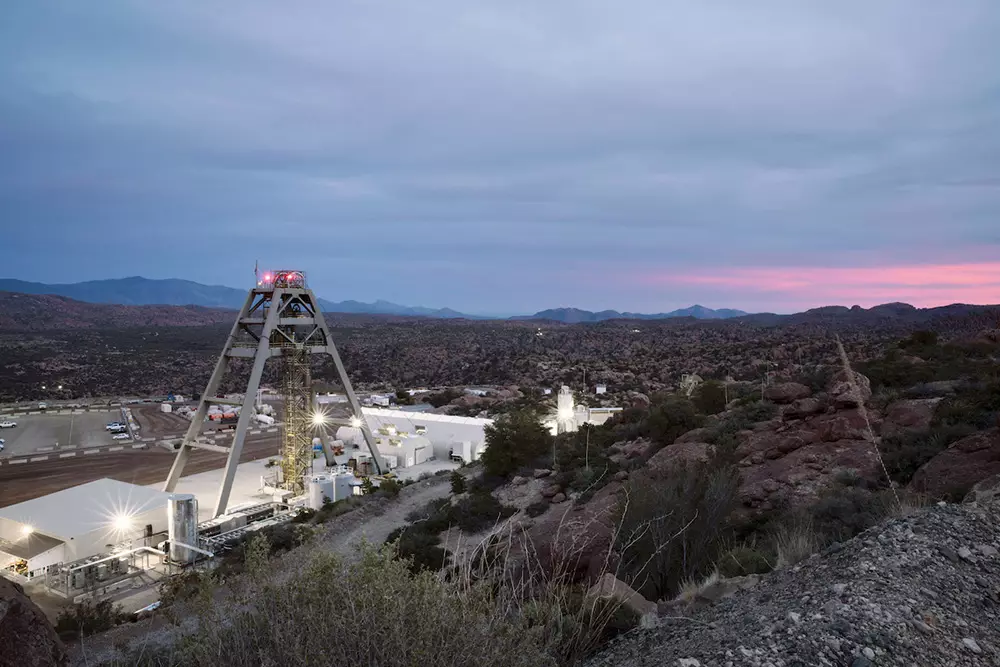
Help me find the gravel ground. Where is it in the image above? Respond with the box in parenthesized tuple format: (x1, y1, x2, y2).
(587, 500, 1000, 667)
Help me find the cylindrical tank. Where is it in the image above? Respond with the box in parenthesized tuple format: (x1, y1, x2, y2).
(167, 494, 199, 564)
(307, 475, 334, 510)
(160, 402, 172, 413)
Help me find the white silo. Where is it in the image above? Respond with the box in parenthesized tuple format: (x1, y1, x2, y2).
(167, 494, 199, 564)
(306, 475, 335, 510)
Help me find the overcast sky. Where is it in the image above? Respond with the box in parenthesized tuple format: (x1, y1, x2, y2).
(2, 2, 999, 315)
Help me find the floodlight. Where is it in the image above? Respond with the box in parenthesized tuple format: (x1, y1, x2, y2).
(112, 514, 132, 532)
(21, 525, 34, 536)
(311, 412, 327, 426)
(349, 416, 362, 428)
(558, 408, 574, 421)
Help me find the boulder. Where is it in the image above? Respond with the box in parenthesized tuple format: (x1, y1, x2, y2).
(911, 428, 1000, 499)
(0, 578, 67, 667)
(587, 573, 656, 617)
(827, 369, 872, 408)
(880, 398, 942, 438)
(613, 439, 655, 460)
(781, 397, 824, 420)
(964, 473, 1000, 504)
(533, 469, 552, 479)
(540, 484, 561, 499)
(647, 442, 716, 474)
(628, 392, 651, 409)
(525, 481, 623, 582)
(674, 428, 714, 444)
(763, 382, 812, 404)
(811, 409, 875, 443)
(551, 493, 567, 504)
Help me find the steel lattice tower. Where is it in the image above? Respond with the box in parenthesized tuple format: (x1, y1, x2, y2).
(163, 270, 382, 517)
(280, 344, 313, 495)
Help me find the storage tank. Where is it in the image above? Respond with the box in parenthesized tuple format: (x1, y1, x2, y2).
(255, 413, 275, 426)
(306, 475, 335, 510)
(167, 494, 199, 564)
(160, 402, 172, 413)
(333, 472, 356, 502)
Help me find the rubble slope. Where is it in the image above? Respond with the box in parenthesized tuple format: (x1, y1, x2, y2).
(587, 500, 1000, 667)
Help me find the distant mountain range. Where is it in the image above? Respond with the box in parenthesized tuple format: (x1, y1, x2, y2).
(513, 305, 748, 323)
(0, 277, 748, 321)
(0, 277, 478, 320)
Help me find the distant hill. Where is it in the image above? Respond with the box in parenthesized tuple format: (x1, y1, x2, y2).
(0, 291, 235, 331)
(514, 305, 749, 323)
(0, 277, 482, 319)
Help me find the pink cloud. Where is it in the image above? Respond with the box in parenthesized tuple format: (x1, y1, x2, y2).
(638, 262, 1000, 309)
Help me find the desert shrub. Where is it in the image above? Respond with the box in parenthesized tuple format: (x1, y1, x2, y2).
(638, 396, 704, 452)
(450, 471, 467, 494)
(378, 478, 402, 497)
(160, 570, 213, 607)
(450, 490, 517, 533)
(805, 484, 896, 545)
(108, 547, 560, 667)
(796, 366, 834, 393)
(616, 461, 740, 600)
(899, 330, 939, 348)
(881, 423, 976, 485)
(769, 516, 819, 569)
(716, 545, 772, 578)
(526, 500, 551, 518)
(425, 387, 463, 408)
(934, 381, 1000, 429)
(55, 599, 127, 640)
(692, 380, 728, 415)
(388, 526, 450, 573)
(481, 411, 554, 478)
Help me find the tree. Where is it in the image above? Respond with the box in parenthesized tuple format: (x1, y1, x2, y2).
(450, 471, 466, 494)
(692, 380, 728, 415)
(394, 389, 414, 406)
(640, 396, 704, 448)
(480, 410, 554, 478)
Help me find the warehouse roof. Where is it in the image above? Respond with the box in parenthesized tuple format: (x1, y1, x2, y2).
(0, 478, 172, 541)
(362, 407, 493, 426)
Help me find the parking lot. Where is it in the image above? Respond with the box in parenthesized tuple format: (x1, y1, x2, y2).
(0, 410, 122, 457)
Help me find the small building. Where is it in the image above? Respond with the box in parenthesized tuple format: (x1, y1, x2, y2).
(542, 388, 552, 395)
(0, 479, 171, 581)
(369, 394, 392, 407)
(595, 384, 607, 395)
(336, 408, 493, 464)
(464, 387, 491, 397)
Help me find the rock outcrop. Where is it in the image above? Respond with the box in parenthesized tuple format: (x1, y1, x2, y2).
(828, 368, 872, 408)
(911, 428, 1000, 499)
(587, 500, 1000, 667)
(0, 578, 66, 667)
(762, 382, 811, 404)
(880, 398, 941, 438)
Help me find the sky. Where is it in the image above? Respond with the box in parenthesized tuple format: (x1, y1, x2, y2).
(1, 2, 999, 315)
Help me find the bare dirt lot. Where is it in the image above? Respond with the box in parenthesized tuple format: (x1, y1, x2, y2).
(132, 404, 194, 438)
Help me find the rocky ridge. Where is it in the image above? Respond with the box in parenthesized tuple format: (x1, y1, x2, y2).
(586, 499, 1000, 667)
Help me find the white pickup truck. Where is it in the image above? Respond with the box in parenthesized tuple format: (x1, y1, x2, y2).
(0, 420, 16, 429)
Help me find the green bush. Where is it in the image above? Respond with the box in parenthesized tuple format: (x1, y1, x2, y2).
(638, 396, 704, 452)
(716, 545, 772, 578)
(616, 461, 740, 600)
(881, 423, 976, 485)
(450, 471, 467, 495)
(450, 491, 517, 533)
(481, 411, 554, 478)
(378, 478, 402, 497)
(55, 599, 127, 640)
(692, 380, 728, 415)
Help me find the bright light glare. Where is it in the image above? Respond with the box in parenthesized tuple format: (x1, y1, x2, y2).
(112, 514, 132, 533)
(21, 525, 34, 536)
(558, 408, 574, 421)
(311, 412, 326, 426)
(349, 416, 362, 428)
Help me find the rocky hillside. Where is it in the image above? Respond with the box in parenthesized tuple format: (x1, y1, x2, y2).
(0, 578, 66, 667)
(587, 498, 1000, 667)
(0, 292, 235, 330)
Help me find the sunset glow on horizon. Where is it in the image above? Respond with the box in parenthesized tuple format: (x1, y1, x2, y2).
(638, 261, 1000, 312)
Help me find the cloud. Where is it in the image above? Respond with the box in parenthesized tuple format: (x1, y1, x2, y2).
(1, 2, 999, 312)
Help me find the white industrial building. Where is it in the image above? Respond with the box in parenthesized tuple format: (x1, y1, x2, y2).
(544, 386, 623, 435)
(0, 479, 172, 580)
(337, 408, 493, 467)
